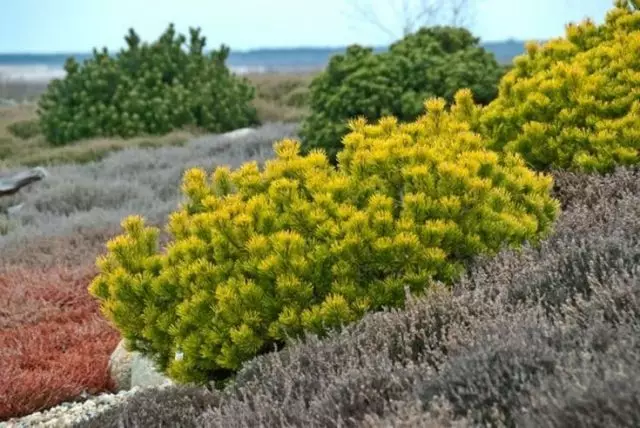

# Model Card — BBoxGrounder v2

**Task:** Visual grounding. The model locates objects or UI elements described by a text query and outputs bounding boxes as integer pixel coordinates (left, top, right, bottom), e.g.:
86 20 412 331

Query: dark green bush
37 24 259 146
7 119 40 140
299 26 504 162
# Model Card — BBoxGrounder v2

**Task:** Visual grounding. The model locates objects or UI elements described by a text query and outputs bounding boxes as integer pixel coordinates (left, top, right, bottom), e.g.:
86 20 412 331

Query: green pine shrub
478 0 640 173
299 27 504 162
37 24 259 146
89 90 559 386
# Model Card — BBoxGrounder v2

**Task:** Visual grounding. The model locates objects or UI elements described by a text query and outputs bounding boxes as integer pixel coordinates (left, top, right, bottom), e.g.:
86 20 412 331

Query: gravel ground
0 385 175 427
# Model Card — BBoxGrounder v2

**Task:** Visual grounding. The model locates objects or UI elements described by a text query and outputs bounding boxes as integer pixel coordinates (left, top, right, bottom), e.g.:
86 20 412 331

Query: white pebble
0 385 169 428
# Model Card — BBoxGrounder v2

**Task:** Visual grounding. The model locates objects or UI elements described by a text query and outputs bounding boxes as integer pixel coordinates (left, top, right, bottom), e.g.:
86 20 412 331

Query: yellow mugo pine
478 0 640 172
89 91 560 385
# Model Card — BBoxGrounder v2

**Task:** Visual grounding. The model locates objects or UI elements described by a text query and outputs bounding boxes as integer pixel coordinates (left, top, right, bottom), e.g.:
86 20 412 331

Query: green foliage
387 27 504 108
478 0 640 173
89 91 559 386
7 119 40 140
37 24 259 146
299 27 504 162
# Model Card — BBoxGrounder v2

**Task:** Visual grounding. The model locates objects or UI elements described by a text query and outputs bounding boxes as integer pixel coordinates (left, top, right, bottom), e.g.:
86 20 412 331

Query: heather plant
299 27 504 162
478 0 640 173
80 167 639 428
37 24 259 145
0 265 120 421
0 123 295 252
89 92 559 386
73 385 220 428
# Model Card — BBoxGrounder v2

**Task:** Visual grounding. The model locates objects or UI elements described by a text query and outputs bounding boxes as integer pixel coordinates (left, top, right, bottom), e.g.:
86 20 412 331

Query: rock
108 339 174 392
130 351 174 389
0 166 48 197
108 340 133 391
221 127 256 140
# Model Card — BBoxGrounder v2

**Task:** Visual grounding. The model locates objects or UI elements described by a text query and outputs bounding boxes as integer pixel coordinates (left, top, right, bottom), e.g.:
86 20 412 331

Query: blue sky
0 0 612 53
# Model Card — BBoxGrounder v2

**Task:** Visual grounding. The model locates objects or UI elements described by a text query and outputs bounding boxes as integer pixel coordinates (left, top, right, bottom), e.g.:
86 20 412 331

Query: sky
0 0 612 53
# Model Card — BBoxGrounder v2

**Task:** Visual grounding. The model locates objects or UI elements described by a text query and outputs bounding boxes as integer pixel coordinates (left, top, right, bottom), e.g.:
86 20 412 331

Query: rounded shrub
478 0 640 173
37 25 259 146
299 27 504 162
89 90 559 386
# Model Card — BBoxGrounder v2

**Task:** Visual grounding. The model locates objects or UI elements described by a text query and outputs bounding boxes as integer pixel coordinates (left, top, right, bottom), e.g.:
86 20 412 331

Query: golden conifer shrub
479 0 640 173
89 90 560 385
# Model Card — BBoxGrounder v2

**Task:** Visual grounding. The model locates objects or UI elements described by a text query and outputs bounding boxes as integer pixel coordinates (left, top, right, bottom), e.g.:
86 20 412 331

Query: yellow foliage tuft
479 0 640 172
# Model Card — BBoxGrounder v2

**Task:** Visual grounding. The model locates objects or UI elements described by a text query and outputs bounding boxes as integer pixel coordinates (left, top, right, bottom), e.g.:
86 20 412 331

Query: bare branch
344 0 480 40
343 0 399 40
449 0 478 27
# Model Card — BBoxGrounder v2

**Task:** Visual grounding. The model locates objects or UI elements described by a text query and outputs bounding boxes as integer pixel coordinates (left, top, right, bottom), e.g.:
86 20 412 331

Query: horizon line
0 38 546 56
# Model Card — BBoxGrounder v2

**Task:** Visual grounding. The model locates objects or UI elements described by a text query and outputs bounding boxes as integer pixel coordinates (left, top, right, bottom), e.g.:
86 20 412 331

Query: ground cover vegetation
82 165 640 427
0 124 297 420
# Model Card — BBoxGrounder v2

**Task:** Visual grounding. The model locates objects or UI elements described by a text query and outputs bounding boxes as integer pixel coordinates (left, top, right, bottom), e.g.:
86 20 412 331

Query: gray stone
0 166 47 197
108 340 133 391
221 127 256 140
130 351 174 389
108 339 174 392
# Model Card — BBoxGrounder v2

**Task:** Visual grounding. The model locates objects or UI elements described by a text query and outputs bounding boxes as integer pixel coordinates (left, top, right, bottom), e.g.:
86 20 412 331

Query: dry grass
0 103 194 169
0 78 49 102
247 71 316 122
0 72 315 169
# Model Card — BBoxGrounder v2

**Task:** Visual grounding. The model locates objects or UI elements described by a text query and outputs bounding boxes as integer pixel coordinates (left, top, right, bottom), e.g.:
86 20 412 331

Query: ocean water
0 48 363 82
0 42 525 82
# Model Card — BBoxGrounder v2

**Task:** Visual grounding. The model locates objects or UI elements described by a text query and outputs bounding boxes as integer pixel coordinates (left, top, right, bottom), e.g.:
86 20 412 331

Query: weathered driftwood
0 167 47 197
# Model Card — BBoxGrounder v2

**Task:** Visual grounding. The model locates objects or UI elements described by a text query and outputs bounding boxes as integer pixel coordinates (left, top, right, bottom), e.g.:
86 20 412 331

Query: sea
0 41 526 82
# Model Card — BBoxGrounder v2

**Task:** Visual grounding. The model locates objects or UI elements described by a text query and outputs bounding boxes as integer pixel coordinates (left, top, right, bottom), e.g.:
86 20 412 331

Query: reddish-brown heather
0 264 121 421
1 264 99 329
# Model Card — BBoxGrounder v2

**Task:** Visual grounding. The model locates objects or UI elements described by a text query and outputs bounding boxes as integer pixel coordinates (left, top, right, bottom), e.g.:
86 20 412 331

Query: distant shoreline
0 39 531 63
0 65 323 85
0 40 525 84
0 65 66 83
